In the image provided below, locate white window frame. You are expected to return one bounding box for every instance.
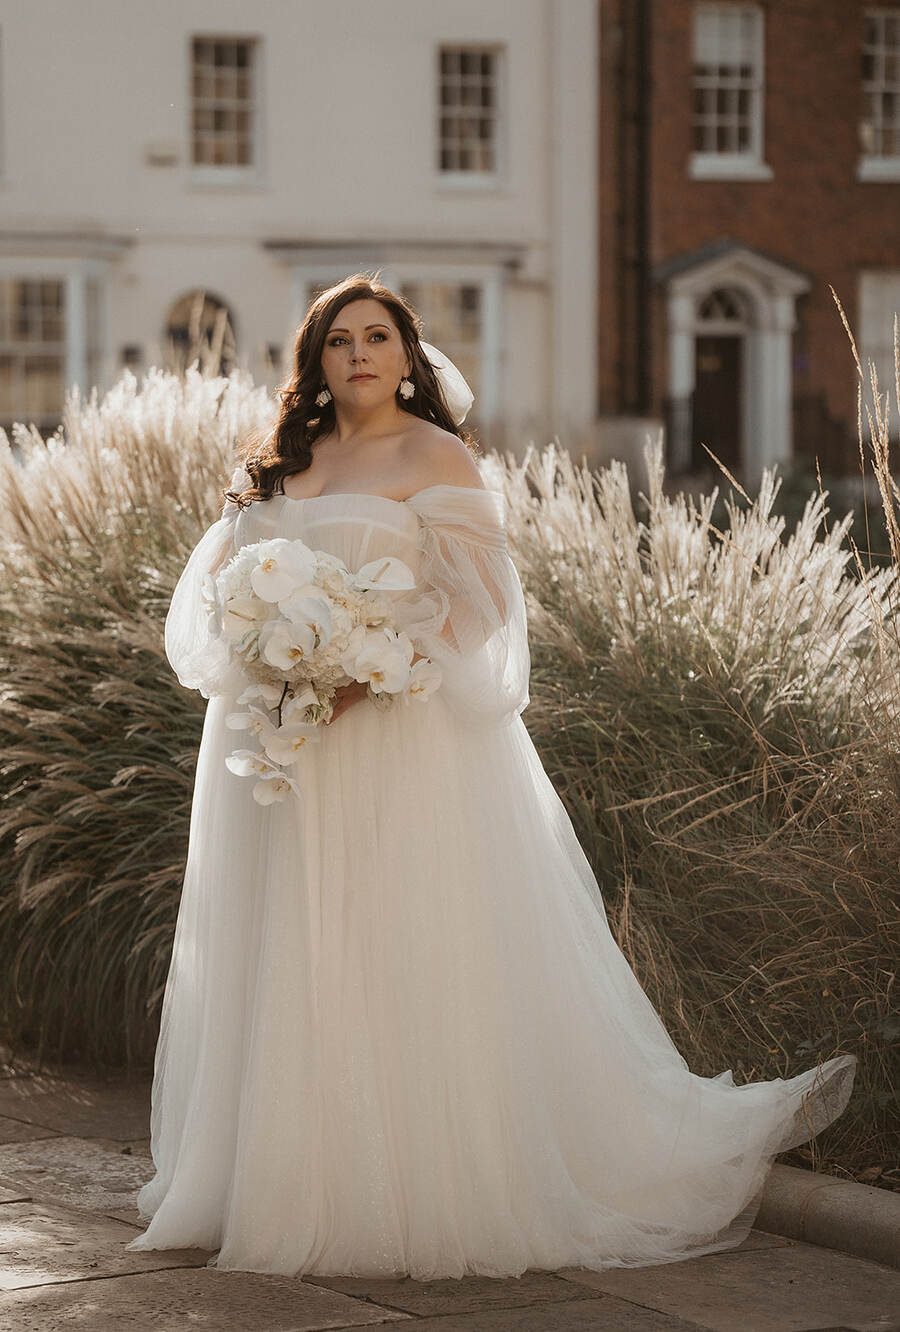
[858,8,900,181]
[689,3,773,181]
[858,271,900,436]
[0,257,109,434]
[188,33,265,190]
[434,44,506,191]
[285,257,503,425]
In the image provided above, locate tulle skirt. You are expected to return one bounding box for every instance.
[125,688,855,1279]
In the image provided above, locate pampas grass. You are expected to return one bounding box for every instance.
[0,312,897,1180]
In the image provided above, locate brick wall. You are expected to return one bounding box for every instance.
[599,0,900,473]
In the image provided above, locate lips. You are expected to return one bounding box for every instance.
[348,374,376,381]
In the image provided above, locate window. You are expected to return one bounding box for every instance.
[858,272,900,439]
[165,291,237,376]
[401,281,483,411]
[191,36,257,169]
[860,10,900,160]
[690,4,770,178]
[437,46,502,178]
[0,279,66,434]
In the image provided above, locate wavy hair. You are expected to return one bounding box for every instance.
[225,271,477,508]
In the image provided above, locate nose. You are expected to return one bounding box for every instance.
[350,344,369,363]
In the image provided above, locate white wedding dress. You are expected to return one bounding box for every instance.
[126,469,856,1280]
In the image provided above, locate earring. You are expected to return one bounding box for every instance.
[398,377,415,400]
[315,384,332,407]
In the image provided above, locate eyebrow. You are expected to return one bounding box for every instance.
[327,324,391,333]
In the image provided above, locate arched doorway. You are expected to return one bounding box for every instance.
[692,286,751,472]
[164,290,237,376]
[658,241,810,486]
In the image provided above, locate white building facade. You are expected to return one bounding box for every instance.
[0,0,598,448]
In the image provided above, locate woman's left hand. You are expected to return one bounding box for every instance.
[326,679,370,724]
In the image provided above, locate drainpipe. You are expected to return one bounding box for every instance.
[635,0,651,412]
[615,0,652,413]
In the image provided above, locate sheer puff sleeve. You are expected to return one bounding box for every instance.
[163,465,250,700]
[400,484,531,729]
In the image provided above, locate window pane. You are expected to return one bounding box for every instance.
[191,34,256,167]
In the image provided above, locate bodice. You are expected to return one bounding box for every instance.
[233,491,427,574]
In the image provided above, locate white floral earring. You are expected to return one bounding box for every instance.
[398,376,415,400]
[315,384,332,407]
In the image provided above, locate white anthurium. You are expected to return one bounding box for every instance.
[259,618,317,671]
[278,587,334,644]
[221,594,267,642]
[262,721,322,766]
[352,627,415,694]
[251,770,302,805]
[250,538,318,602]
[350,555,417,593]
[402,657,443,703]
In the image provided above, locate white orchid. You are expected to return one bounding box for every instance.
[249,538,318,602]
[277,587,334,646]
[224,747,302,805]
[258,618,317,671]
[351,627,415,694]
[402,657,443,703]
[225,703,281,744]
[262,720,322,766]
[237,679,288,709]
[251,770,303,804]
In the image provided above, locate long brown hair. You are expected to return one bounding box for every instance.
[225,271,477,508]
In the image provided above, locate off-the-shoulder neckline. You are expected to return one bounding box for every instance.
[276,482,503,508]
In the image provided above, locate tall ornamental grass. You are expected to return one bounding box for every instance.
[0,330,897,1180]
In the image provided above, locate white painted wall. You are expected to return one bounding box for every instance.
[0,0,598,442]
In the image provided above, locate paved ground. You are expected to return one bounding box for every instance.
[0,1054,898,1332]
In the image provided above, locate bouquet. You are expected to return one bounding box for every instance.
[202,536,442,803]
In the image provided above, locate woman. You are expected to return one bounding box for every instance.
[126,273,855,1280]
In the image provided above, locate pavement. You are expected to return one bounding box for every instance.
[0,1054,898,1332]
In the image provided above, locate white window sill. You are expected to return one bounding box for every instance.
[188,166,265,190]
[689,154,774,181]
[434,171,506,193]
[857,156,900,182]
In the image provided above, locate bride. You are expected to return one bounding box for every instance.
[126,272,855,1280]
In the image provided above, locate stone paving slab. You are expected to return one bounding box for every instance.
[352,1300,703,1330]
[0,1266,413,1332]
[0,1199,209,1291]
[297,1231,792,1320]
[0,1072,151,1140]
[0,1114,61,1146]
[0,1179,31,1204]
[0,1134,153,1214]
[558,1240,900,1331]
[304,1268,588,1317]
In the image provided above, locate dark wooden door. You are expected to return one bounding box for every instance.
[692,336,742,473]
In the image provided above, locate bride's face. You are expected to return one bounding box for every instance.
[320,299,411,412]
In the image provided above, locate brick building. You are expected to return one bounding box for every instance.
[599,0,900,484]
